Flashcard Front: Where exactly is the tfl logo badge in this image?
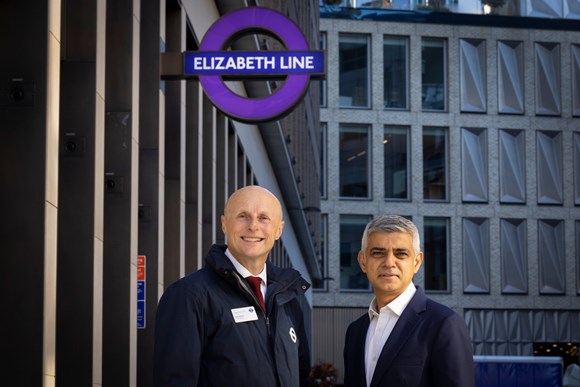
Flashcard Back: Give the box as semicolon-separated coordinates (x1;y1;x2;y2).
289;327;297;343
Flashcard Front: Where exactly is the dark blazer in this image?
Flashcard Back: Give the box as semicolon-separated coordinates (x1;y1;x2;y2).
343;286;475;387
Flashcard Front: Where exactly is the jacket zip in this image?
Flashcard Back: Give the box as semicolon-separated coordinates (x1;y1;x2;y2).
233;272;271;334
233;271;302;338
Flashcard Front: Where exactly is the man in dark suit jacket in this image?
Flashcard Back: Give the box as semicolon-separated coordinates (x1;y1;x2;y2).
343;215;475;387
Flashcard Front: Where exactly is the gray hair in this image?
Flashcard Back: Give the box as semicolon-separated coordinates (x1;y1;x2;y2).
361;215;421;254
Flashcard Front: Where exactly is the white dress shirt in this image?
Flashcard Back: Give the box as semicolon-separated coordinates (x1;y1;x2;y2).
364;283;417;387
225;248;267;300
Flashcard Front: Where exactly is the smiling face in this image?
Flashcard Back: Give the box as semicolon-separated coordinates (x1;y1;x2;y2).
221;186;284;274
357;231;423;309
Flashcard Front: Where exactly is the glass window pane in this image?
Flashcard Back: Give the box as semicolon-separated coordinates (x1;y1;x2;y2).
424;217;449;292
423;127;448;201
340;124;370;198
422;38;446;111
340;215;372;290
384;126;409;200
339;34;370;108
384;36;408;109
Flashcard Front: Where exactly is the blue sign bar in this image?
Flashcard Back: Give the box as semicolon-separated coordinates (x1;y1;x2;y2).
137;280;145;328
137;300;145;329
184;51;325;76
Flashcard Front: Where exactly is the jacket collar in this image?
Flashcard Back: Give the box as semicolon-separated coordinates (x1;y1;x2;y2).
205;244;310;295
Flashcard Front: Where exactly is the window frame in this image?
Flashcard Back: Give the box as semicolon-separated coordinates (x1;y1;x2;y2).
339;123;372;200
383;35;409;110
339;214;373;291
423;217;451;293
421;37;448;112
384;125;411;201
339;33;371;109
423;126;449;202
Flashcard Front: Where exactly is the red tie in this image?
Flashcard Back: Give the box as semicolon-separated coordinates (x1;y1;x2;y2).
246;276;265;311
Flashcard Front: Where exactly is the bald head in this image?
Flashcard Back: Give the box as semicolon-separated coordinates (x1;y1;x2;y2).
224;185;283;220
221;185;285;273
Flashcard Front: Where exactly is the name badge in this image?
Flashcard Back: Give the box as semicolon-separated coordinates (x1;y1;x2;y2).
231;306;259;323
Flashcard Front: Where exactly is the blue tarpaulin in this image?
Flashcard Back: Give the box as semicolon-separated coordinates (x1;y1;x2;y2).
474;356;563;387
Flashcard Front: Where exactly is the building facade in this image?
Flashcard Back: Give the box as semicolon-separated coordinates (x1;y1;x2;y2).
313;1;580;382
0;0;321;386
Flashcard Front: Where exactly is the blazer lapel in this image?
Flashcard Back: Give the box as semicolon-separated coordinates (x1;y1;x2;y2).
369;287;428;387
351;316;370;385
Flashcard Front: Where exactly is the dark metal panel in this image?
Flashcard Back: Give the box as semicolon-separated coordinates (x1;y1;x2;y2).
184;80;200;273
0;1;50;385
103;110;133;386
57;60;97;387
137;1;163;386
137;149;160;387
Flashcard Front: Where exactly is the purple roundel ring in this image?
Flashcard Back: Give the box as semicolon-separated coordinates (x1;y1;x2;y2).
199;7;310;122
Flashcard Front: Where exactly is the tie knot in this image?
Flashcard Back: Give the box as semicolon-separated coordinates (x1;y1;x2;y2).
245;276;265;311
246;276;261;289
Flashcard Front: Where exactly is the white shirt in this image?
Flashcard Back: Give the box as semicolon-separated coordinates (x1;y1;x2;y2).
225;248;267;300
364;283;417;387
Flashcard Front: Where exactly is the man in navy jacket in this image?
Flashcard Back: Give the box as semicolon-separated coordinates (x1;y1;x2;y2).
343;215;475;387
154;186;311;386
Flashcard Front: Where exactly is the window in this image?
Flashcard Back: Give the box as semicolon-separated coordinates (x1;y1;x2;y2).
339;34;370;108
422;38;447;111
461;127;488;202
424;217;449;292
538;219;565;295
384;36;408;109
499;129;526;203
320;32;327;108
384;126;410;200
498;40;524;114
321;122;328;199
340;215;372;290
340;124;370;199
423;127;448;201
501;219;527;294
534;42;561;116
463;218;489;293
537;130;563;204
577;221;580;295
573;45;580;117
459;39;486;113
574;132;580;205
